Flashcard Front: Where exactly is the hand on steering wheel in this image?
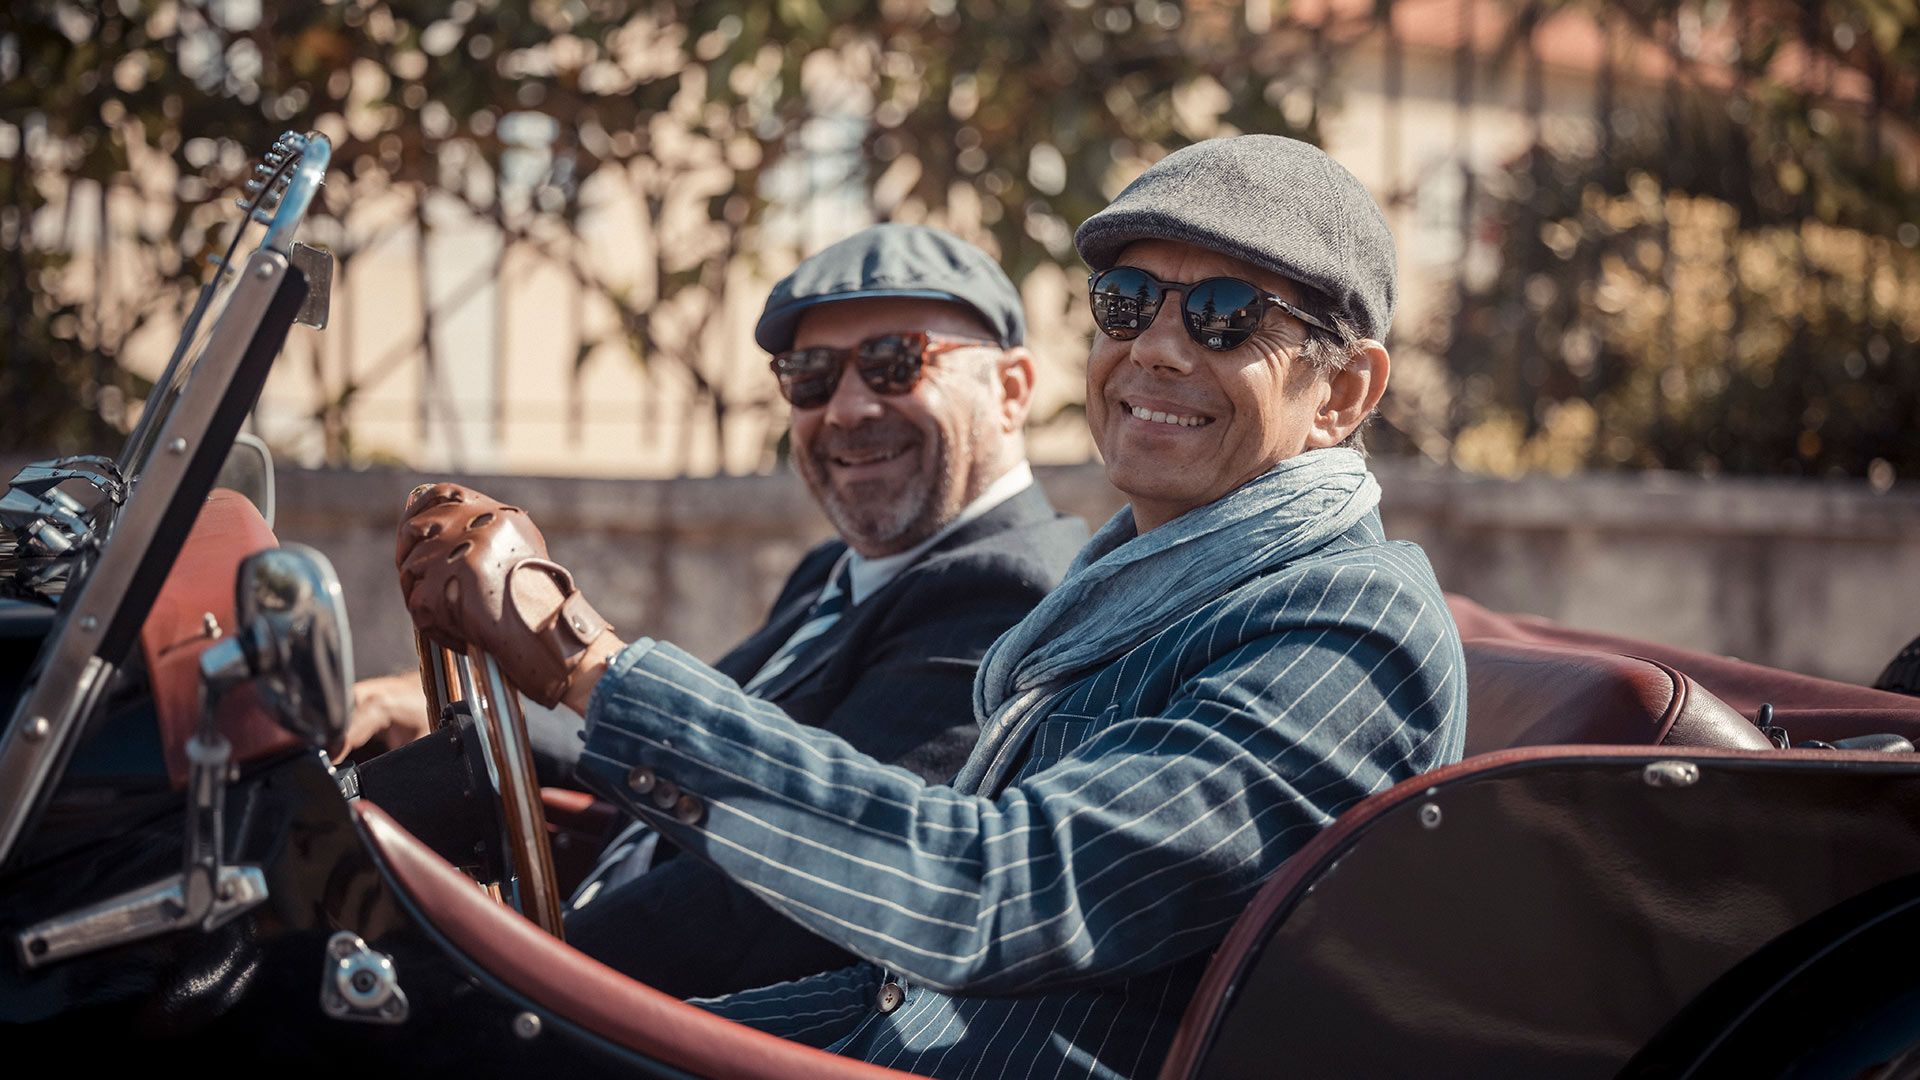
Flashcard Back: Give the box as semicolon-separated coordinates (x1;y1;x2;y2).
336;673;433;762
395;482;623;938
397;483;613;709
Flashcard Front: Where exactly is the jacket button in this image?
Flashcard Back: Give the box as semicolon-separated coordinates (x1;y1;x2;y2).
649;779;681;810
625;766;655;795
671;793;704;826
875;981;904;1014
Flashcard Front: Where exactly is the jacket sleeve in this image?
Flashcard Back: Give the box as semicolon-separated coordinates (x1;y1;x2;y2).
517;548;1044;789
578;570;1462;996
566;555;1058;997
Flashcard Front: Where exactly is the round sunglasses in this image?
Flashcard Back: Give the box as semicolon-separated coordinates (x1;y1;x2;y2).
1087;266;1334;351
769;331;999;409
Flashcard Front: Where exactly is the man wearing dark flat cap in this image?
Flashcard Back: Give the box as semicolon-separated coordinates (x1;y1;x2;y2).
364;223;1088;997
396;136;1467;1078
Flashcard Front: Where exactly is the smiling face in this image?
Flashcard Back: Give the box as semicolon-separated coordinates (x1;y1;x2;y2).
1087;239;1337;533
788;297;1029;557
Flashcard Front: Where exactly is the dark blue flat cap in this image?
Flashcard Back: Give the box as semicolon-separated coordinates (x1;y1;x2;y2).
755;223;1026;353
1075;135;1397;342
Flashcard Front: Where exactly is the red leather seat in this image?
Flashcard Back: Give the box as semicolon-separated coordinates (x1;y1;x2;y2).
1461;639;1773;754
143;488;292;787
1449;594;1920;744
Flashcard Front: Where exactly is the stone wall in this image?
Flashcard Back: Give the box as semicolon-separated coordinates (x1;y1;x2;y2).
262;462;1920;688
1374;466;1920;684
8;452;1910;686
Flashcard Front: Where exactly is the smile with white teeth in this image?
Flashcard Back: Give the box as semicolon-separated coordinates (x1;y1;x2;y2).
1125;402;1212;428
831;446;908;467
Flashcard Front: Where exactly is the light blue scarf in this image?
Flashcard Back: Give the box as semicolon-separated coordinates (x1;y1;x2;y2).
963;447;1381;782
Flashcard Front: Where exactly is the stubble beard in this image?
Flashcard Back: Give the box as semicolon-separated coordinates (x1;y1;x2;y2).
820;460;945;555
801;418;982;557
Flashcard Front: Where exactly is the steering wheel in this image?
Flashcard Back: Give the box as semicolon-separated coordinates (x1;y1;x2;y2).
414;633;567;937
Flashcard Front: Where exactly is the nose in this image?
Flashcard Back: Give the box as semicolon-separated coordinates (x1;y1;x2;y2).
821;356;886;428
1128;289;1195;376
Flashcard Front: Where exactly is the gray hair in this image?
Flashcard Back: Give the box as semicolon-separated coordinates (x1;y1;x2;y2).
1297;311;1364;376
1294;312;1373;453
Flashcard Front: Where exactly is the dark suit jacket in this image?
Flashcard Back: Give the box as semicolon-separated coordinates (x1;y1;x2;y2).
560;481;1087;997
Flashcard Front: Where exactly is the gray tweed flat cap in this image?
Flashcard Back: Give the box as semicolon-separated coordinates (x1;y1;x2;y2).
756;223;1026;352
1074;135;1397;342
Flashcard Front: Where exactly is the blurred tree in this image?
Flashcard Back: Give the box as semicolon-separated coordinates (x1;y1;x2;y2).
0;0;1332;462
1436;0;1920;480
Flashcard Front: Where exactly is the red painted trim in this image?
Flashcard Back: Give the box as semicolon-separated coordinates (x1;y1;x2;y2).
356;801;930;1080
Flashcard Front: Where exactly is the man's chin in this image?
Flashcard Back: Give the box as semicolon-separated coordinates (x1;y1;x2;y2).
1104;460;1219;515
1103;458;1183;499
824;483;941;556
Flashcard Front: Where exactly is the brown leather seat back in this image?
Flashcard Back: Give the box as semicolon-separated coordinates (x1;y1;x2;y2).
1448;593;1920;744
143;488;292;788
1462;640;1773;754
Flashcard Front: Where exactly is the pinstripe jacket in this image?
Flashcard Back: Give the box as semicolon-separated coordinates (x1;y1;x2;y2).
579;510;1466;1079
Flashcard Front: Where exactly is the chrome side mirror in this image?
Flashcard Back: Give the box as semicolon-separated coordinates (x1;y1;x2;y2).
223;544;356;749
10;545;351;970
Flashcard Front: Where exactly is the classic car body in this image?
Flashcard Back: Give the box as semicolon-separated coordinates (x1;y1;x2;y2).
3;134;1918;1078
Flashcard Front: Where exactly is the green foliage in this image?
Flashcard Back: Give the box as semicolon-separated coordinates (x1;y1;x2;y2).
1;0;1322;460
1435;0;1920;480
737;0;1319;279
12;0;1913;478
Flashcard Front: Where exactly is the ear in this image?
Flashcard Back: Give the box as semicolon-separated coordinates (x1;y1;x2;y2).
994;348;1037;433
1306;339;1390;449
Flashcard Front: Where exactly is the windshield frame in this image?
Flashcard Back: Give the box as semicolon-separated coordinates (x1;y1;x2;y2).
0;134;331;870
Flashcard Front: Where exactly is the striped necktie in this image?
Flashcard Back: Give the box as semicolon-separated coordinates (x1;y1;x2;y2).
742;559;854;694
570;560;857;911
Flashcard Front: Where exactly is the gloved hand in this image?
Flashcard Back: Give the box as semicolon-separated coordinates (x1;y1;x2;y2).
395;483;611;707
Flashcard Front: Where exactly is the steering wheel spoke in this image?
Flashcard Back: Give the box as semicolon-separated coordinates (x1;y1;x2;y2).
414;634;566;938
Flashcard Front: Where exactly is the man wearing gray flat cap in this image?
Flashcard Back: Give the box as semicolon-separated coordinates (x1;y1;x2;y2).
398;137;1465;1078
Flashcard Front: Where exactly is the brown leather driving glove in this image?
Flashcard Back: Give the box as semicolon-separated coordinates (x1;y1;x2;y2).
396;483;611;707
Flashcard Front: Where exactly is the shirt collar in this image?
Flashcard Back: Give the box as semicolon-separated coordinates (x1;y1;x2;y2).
841;460;1034;606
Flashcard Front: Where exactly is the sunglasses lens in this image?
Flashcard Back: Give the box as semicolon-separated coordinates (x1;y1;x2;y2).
1182;278;1266;350
773;349;842;409
856;335;927;395
1089;267;1160;340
